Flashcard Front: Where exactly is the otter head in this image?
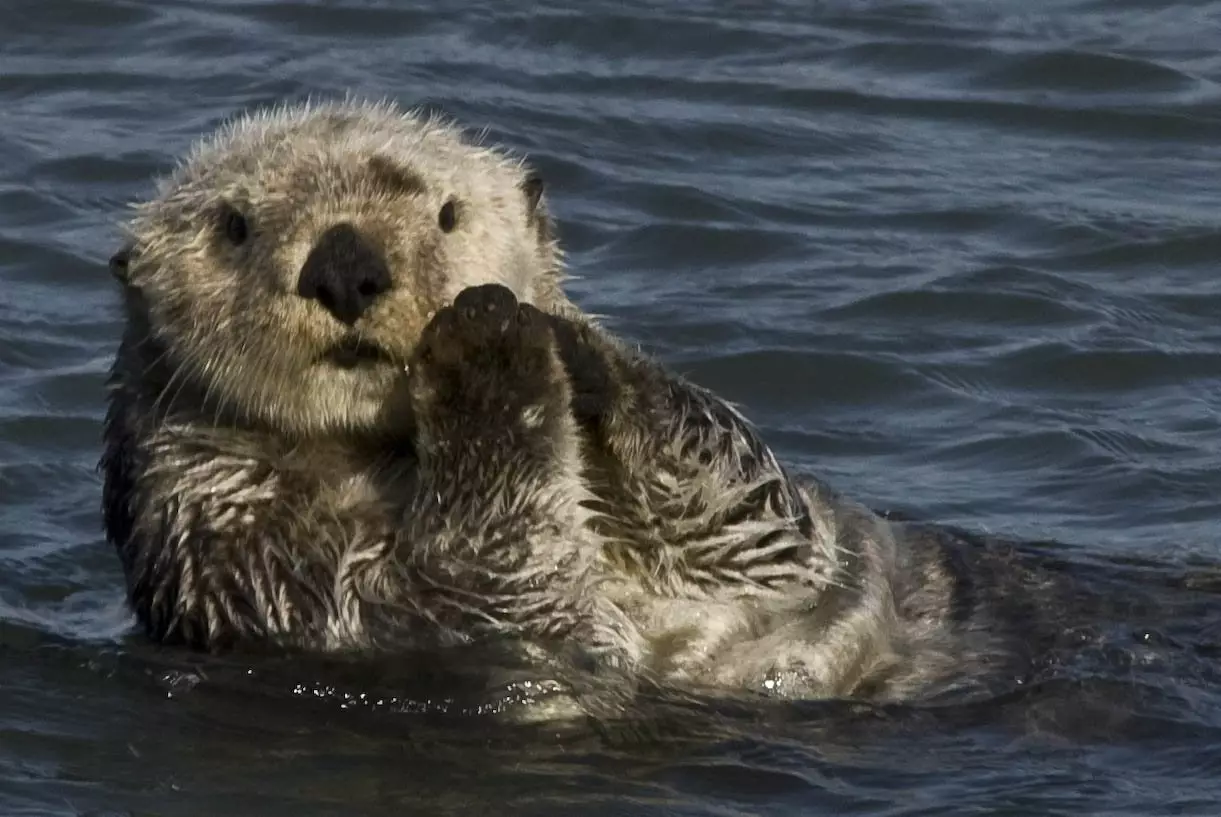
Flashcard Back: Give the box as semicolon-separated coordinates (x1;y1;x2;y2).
112;98;567;437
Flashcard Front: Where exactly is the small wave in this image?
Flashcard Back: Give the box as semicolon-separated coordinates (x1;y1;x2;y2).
994;343;1221;394
973;48;1197;95
1043;229;1221;275
682;347;929;411
823;282;1090;331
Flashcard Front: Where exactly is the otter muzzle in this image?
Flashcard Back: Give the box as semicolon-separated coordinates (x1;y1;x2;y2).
297;223;392;326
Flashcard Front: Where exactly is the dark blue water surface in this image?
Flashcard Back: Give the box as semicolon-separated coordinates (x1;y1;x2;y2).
4;1;1221;814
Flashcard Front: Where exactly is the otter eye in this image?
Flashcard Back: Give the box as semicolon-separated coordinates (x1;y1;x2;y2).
438;200;457;233
223;208;249;246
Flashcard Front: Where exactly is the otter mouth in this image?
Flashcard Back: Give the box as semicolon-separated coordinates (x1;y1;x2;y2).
323;337;396;370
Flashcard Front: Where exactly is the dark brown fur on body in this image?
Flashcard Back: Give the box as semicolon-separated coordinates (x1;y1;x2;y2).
102;98;1064;724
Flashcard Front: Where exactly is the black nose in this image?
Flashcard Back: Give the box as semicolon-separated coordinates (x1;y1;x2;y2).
297;223;392;326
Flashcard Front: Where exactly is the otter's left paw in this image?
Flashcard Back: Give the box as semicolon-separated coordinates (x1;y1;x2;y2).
540;315;621;429
410;284;567;428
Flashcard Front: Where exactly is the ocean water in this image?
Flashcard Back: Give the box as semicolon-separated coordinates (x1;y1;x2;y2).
3;0;1221;814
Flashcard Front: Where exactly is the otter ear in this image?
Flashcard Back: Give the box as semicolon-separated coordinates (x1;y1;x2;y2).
109;244;135;283
521;174;545;219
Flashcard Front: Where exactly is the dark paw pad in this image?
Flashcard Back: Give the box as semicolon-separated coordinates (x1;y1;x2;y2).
412;284;559;412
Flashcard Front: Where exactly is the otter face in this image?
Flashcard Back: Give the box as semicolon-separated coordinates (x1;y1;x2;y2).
114;99;566;437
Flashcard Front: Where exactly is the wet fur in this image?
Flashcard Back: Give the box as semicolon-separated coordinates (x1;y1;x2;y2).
103;98;1065;725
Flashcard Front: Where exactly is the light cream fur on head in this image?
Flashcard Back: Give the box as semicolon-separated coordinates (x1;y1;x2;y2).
117;97;568;437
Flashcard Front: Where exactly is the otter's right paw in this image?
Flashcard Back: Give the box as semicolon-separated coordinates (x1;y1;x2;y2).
409;284;567;432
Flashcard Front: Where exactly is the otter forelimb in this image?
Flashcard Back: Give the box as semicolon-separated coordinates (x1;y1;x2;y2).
546;316;831;598
395;284;604;645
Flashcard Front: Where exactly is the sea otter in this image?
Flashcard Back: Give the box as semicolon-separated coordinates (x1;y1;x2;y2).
101;98;1063;725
